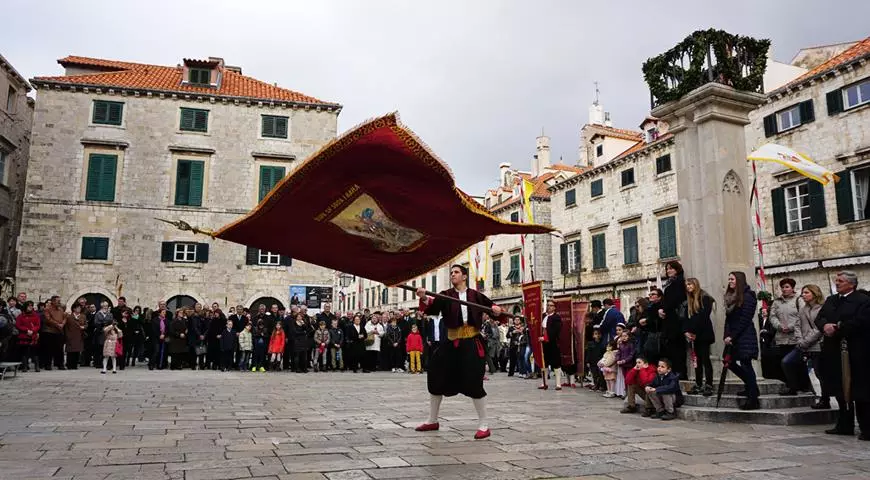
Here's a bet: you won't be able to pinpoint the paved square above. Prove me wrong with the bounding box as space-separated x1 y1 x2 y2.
0 369 865 479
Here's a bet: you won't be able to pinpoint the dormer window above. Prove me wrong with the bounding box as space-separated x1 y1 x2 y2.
645 127 657 143
189 68 211 86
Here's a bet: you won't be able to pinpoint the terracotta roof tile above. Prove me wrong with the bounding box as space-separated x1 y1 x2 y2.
33 55 339 107
488 172 556 212
776 36 870 93
611 133 674 162
547 164 586 173
587 124 644 142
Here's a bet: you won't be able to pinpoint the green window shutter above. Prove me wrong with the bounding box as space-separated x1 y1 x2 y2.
565 189 576 206
262 116 274 137
835 169 855 224
195 243 209 263
591 179 603 197
559 243 568 274
771 187 787 235
592 234 606 269
431 275 437 292
280 255 292 266
106 102 123 125
245 246 258 265
175 160 191 205
194 110 208 132
763 114 777 137
573 241 581 272
180 108 195 130
81 238 95 259
188 160 204 206
276 117 288 138
94 238 109 260
807 180 827 229
623 226 638 265
258 166 285 201
658 217 676 259
93 101 108 124
86 154 117 201
827 89 843 115
160 242 174 262
799 99 815 124
180 108 208 132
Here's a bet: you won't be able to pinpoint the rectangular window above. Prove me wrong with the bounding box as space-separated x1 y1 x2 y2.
785 183 811 233
510 211 520 222
259 250 280 266
6 86 14 112
658 216 678 259
0 151 6 185
261 115 289 139
174 243 197 263
189 68 211 85
591 179 603 198
180 107 209 132
852 167 870 221
421 277 426 291
492 258 502 288
646 128 657 143
81 237 109 260
92 100 124 126
85 153 117 202
621 168 635 187
623 226 639 265
777 104 801 132
258 165 286 201
844 79 870 110
509 254 521 284
565 188 576 207
174 159 205 206
431 275 437 293
656 154 672 174
591 233 606 270
559 240 581 274
596 144 603 157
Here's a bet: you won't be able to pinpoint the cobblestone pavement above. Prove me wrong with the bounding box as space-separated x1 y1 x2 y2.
0 368 868 480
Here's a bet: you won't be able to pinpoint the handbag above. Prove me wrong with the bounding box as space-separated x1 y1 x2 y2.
115 338 124 357
195 344 208 356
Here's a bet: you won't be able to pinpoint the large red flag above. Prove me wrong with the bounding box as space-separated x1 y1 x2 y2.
213 113 553 286
523 281 544 369
553 295 574 368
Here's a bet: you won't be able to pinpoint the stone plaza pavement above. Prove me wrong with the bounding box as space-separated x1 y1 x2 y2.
0 369 868 480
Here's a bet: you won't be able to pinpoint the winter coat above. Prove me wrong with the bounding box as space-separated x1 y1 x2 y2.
43 304 66 335
94 310 114 345
769 295 801 346
796 303 823 353
406 331 424 353
328 327 344 347
724 286 759 360
597 308 622 343
102 324 122 357
292 322 311 353
598 349 617 381
219 329 236 352
64 313 87 353
168 318 189 354
683 294 716 345
616 339 636 373
268 328 286 354
238 329 253 351
15 312 41 346
650 370 680 395
661 274 687 341
815 290 870 400
384 324 403 347
313 328 331 348
625 364 657 386
188 314 207 347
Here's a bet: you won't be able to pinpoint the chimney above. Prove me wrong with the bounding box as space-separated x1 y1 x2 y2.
604 112 612 127
589 102 605 125
534 134 551 176
499 162 512 188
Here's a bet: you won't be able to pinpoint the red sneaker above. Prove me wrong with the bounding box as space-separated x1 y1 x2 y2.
537 384 548 390
474 429 491 440
561 383 570 387
415 422 440 432
570 383 577 388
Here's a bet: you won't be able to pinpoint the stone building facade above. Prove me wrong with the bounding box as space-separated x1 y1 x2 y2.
0 53 34 284
747 37 870 293
20 55 341 310
551 113 678 309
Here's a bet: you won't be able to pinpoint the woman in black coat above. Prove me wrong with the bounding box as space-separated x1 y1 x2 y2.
168 310 189 370
291 313 312 373
684 278 716 396
723 271 760 410
343 314 367 373
539 299 563 390
659 261 688 379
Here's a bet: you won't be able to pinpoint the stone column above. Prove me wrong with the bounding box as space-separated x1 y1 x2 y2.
652 83 765 356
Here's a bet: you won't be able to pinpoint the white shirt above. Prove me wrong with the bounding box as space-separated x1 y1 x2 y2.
542 314 549 331
365 322 384 351
457 288 468 325
431 316 441 342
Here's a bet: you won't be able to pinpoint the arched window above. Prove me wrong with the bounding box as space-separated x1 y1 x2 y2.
167 295 197 312
250 296 284 313
77 293 113 310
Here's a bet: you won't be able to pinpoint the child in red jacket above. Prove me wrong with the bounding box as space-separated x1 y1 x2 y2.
15 301 41 372
406 324 424 374
620 356 657 415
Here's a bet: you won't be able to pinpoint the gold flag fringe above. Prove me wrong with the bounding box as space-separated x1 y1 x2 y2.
154 218 216 238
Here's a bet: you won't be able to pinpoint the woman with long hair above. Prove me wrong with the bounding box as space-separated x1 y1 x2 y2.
782 284 825 402
659 261 688 380
684 278 716 396
723 271 760 410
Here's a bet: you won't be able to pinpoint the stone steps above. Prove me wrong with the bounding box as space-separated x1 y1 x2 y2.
683 393 816 409
676 405 837 425
679 379 785 396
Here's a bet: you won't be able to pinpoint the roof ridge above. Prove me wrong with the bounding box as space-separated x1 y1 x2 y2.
775 36 870 94
59 55 163 70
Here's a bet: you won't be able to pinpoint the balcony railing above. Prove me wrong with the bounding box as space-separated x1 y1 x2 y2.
642 29 770 109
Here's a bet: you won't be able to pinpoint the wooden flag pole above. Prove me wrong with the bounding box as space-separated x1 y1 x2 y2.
396 284 498 314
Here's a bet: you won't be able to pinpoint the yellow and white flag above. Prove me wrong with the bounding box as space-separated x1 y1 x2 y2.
522 179 535 222
747 143 838 185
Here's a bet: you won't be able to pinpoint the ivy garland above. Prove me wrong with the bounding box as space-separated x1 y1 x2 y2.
642 29 770 107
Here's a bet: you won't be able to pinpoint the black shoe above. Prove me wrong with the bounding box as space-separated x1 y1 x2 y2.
858 434 869 441
825 428 854 436
660 412 676 421
641 409 654 418
620 406 637 414
739 398 760 410
811 400 831 410
688 385 702 395
702 385 714 397
651 411 663 419
736 390 748 397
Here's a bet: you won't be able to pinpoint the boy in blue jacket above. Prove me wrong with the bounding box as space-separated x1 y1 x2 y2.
645 358 680 420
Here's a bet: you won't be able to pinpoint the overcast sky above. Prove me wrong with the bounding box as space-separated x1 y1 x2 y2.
3 0 868 194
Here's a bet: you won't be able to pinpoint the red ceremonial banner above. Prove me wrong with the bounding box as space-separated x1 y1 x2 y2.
571 300 589 377
522 281 544 369
553 295 574 367
214 113 553 286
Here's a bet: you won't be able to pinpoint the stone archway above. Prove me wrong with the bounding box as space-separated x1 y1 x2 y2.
65 288 117 312
250 296 284 313
167 295 198 312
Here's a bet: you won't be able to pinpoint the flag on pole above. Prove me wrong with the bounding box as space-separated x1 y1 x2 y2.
522 178 535 223
747 143 838 185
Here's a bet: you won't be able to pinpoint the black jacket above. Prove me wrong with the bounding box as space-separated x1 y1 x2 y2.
815 290 870 400
661 274 687 339
683 295 715 345
219 329 236 351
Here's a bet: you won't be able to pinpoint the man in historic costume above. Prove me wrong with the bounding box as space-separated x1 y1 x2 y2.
415 264 503 439
539 299 563 390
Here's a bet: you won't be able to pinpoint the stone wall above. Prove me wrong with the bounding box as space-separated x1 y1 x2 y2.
747 60 870 292
18 88 339 308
